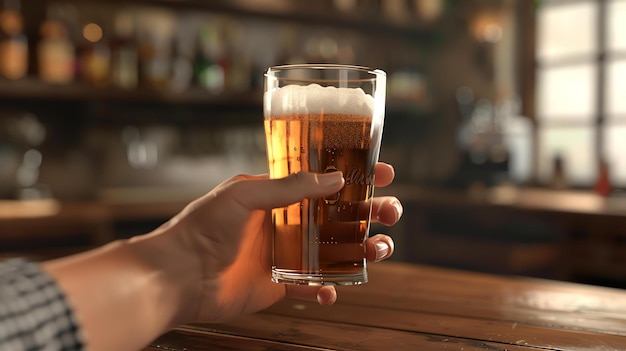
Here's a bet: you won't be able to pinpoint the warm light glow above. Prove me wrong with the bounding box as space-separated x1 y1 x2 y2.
0 199 60 219
83 23 103 43
415 0 444 22
471 11 504 43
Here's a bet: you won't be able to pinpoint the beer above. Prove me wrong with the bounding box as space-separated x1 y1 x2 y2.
265 113 376 282
264 66 386 285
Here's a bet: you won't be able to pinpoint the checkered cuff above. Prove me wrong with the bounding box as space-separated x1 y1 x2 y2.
0 259 84 351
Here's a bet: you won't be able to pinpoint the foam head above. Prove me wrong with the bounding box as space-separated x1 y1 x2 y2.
264 84 375 118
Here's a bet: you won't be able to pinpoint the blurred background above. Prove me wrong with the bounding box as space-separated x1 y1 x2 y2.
1 0 626 288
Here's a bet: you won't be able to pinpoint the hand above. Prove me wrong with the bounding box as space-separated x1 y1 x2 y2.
40 163 402 351
163 162 403 324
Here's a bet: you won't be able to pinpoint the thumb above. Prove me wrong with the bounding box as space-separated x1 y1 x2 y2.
228 171 345 210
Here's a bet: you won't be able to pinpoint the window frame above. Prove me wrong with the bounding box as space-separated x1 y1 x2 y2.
523 0 620 188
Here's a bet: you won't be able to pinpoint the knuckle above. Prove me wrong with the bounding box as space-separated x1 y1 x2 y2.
220 174 254 199
286 171 307 186
230 174 251 182
225 174 255 191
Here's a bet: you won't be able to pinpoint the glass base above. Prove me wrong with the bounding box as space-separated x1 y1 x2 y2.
271 269 368 286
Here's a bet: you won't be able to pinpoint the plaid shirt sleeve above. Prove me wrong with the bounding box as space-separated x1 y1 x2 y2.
0 258 85 351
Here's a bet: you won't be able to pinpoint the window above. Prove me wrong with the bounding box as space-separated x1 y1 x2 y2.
535 0 626 187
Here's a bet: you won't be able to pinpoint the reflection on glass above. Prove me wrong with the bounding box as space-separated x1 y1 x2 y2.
536 64 596 121
608 0 626 52
603 123 626 186
538 126 595 185
537 1 597 62
606 60 626 118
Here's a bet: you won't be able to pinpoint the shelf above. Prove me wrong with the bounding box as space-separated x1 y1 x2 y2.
120 0 437 38
0 78 263 106
0 78 434 113
10 1 439 108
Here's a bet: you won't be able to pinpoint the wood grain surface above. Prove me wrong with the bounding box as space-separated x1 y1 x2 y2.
145 262 626 350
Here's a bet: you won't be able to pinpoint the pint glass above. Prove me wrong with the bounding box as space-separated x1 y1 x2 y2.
264 64 386 285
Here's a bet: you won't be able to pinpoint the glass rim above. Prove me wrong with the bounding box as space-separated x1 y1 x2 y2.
266 63 386 80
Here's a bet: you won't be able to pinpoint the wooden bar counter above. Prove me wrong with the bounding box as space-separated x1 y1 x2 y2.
144 262 626 350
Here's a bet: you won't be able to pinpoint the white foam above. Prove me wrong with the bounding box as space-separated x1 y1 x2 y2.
264 84 375 117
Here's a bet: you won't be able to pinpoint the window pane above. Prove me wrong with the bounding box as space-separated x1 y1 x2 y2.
536 64 596 122
538 126 595 185
537 1 597 61
606 59 626 118
608 0 626 52
604 123 626 186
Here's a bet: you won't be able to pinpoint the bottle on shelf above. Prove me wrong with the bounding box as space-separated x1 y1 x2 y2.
223 19 251 93
194 20 227 93
550 153 568 190
0 0 27 80
594 158 612 197
136 8 174 90
38 17 75 84
169 12 197 93
79 19 111 87
110 9 138 90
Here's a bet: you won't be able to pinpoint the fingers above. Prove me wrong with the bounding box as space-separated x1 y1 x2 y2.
228 172 345 210
371 196 403 226
374 162 395 187
284 234 394 306
316 286 338 305
365 234 395 262
286 285 337 306
223 162 393 212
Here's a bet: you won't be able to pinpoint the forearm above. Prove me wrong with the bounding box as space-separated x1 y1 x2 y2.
42 228 198 351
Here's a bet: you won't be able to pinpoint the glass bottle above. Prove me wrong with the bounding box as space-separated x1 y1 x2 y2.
135 9 176 90
38 20 75 84
0 6 27 80
194 21 226 93
79 20 111 87
111 10 138 90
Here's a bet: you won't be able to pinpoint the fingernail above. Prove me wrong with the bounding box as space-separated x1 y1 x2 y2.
391 198 403 221
316 172 343 187
374 241 389 262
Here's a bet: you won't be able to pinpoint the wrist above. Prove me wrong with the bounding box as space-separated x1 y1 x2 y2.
127 223 202 328
41 229 201 351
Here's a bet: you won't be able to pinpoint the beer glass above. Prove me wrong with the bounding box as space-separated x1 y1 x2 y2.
264 64 386 285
